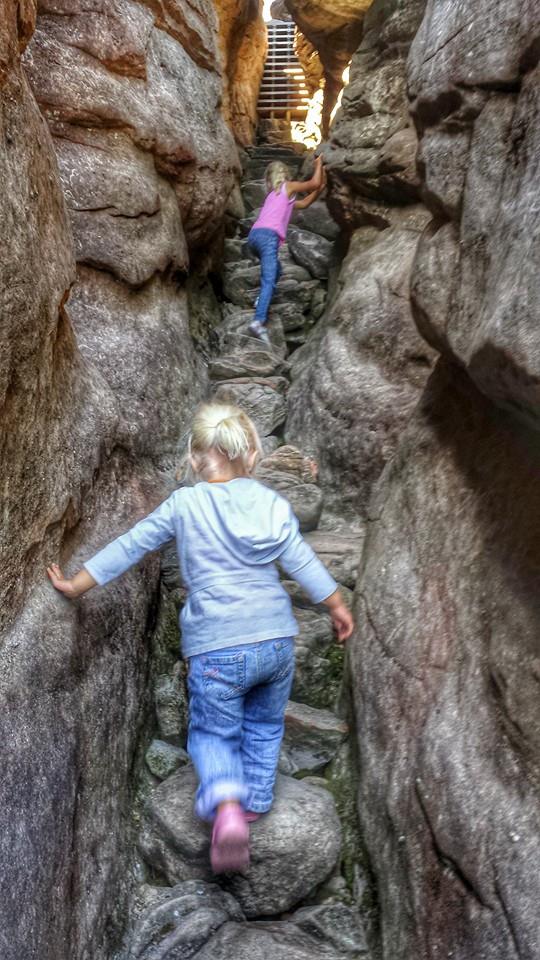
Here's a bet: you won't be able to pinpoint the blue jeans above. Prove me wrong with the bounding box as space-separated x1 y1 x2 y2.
187 637 295 820
248 227 283 323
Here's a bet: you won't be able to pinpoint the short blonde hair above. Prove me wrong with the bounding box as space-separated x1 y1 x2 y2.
187 402 263 478
265 160 291 194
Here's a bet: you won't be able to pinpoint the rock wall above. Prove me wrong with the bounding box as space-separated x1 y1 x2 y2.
350 1 540 958
0 2 252 958
216 0 267 146
286 0 434 521
285 0 371 131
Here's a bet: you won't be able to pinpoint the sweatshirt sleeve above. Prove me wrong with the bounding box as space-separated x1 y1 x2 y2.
277 506 337 604
83 493 178 586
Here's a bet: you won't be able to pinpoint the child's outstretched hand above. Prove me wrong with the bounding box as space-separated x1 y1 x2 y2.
324 589 354 643
47 564 78 597
47 564 96 599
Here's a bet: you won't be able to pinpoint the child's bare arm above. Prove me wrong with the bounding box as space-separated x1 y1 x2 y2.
286 156 324 197
294 188 321 210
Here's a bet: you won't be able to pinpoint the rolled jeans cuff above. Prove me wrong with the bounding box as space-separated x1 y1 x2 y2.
194 779 249 821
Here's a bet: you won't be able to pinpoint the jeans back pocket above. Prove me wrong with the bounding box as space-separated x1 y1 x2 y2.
202 651 246 700
272 637 295 681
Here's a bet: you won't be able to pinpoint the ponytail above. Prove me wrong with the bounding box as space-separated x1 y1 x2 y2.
187 402 263 478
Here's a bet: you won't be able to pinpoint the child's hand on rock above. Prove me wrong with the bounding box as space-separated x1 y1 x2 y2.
324 589 354 643
47 564 96 599
330 603 354 644
47 564 78 597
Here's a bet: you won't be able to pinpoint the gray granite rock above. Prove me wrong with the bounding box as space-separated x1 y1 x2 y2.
191 917 355 960
213 377 288 437
208 350 287 381
127 880 244 959
217 306 288 360
256 446 323 531
279 700 349 775
293 199 340 240
155 662 188 747
286 219 435 520
139 767 341 917
304 532 363 589
145 740 189 781
241 179 267 212
288 226 334 279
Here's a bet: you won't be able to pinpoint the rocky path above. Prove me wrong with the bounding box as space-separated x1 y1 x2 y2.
121 145 368 960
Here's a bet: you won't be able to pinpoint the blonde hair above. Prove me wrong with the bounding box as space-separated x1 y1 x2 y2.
265 160 291 194
186 402 263 479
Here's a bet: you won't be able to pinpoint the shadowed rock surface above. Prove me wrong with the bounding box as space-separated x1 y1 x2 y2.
287 0 435 520
347 1 540 958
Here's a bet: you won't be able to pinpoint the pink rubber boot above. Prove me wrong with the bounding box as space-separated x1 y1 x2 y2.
211 803 250 874
244 811 261 823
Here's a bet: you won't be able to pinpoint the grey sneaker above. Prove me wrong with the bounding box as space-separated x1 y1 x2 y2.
248 320 270 344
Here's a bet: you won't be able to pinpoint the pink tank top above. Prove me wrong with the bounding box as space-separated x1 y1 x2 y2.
252 182 296 242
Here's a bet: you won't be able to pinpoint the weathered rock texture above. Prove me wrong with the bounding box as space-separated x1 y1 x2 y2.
351 2 540 958
0 2 242 958
325 0 426 228
216 0 267 146
139 767 342 917
286 0 434 521
285 0 371 131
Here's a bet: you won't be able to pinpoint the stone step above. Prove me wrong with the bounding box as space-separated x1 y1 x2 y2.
222 263 313 309
280 699 349 776
208 349 288 381
217 306 288 359
213 376 288 438
128 883 367 960
138 767 342 918
304 531 364 589
255 444 323 532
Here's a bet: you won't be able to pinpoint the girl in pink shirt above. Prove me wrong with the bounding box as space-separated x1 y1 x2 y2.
247 156 326 342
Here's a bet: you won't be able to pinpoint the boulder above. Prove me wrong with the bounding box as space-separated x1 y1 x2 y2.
292 902 369 956
279 700 349 775
191 916 355 960
139 767 341 917
279 483 323 532
288 226 333 279
208 350 287 381
145 740 189 781
287 218 435 520
408 2 540 426
304 531 363 589
69 268 207 456
223 238 245 263
127 880 244 959
293 199 340 240
257 445 323 531
0 6 168 958
284 0 370 130
213 377 288 437
241 179 267 212
269 301 307 333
